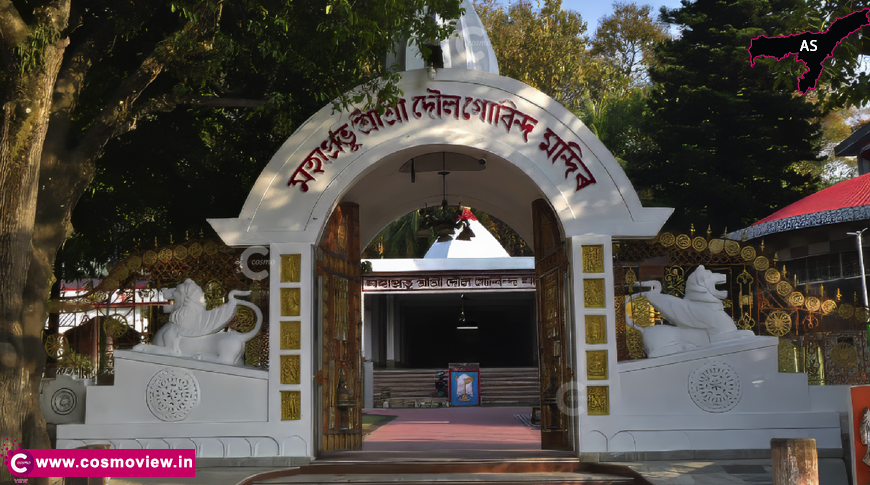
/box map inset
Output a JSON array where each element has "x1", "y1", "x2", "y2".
[{"x1": 748, "y1": 8, "x2": 870, "y2": 94}]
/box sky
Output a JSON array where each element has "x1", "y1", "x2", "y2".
[{"x1": 562, "y1": 0, "x2": 684, "y2": 31}]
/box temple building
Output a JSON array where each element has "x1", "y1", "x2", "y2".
[{"x1": 361, "y1": 208, "x2": 538, "y2": 404}]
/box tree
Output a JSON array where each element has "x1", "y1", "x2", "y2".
[
  {"x1": 475, "y1": 0, "x2": 593, "y2": 111},
  {"x1": 589, "y1": 2, "x2": 669, "y2": 96},
  {"x1": 626, "y1": 0, "x2": 824, "y2": 234},
  {"x1": 0, "y1": 1, "x2": 461, "y2": 479},
  {"x1": 581, "y1": 2, "x2": 667, "y2": 165},
  {"x1": 580, "y1": 87, "x2": 651, "y2": 166}
]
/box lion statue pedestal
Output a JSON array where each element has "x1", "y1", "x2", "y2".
[
  {"x1": 132, "y1": 279, "x2": 263, "y2": 366},
  {"x1": 627, "y1": 265, "x2": 755, "y2": 358}
]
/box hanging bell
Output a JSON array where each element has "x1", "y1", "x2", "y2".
[{"x1": 455, "y1": 222, "x2": 476, "y2": 241}]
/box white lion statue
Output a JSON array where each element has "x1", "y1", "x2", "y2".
[
  {"x1": 626, "y1": 265, "x2": 755, "y2": 358},
  {"x1": 133, "y1": 279, "x2": 263, "y2": 366}
]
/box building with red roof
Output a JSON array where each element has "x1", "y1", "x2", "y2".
[{"x1": 737, "y1": 173, "x2": 870, "y2": 303}]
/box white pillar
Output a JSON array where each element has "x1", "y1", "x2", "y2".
[
  {"x1": 268, "y1": 243, "x2": 316, "y2": 459},
  {"x1": 363, "y1": 297, "x2": 374, "y2": 408},
  {"x1": 385, "y1": 295, "x2": 396, "y2": 367},
  {"x1": 570, "y1": 235, "x2": 620, "y2": 455}
]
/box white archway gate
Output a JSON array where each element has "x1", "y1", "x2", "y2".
[
  {"x1": 55, "y1": 67, "x2": 842, "y2": 462},
  {"x1": 209, "y1": 68, "x2": 671, "y2": 457}
]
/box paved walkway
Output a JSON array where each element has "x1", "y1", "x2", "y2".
[
  {"x1": 50, "y1": 407, "x2": 851, "y2": 484},
  {"x1": 362, "y1": 406, "x2": 540, "y2": 451}
]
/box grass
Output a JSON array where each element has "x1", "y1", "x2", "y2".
[{"x1": 362, "y1": 413, "x2": 398, "y2": 436}]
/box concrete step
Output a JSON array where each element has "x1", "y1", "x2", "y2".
[
  {"x1": 244, "y1": 451, "x2": 643, "y2": 484},
  {"x1": 373, "y1": 368, "x2": 541, "y2": 406},
  {"x1": 252, "y1": 472, "x2": 634, "y2": 483}
]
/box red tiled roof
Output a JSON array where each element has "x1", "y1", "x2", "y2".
[{"x1": 753, "y1": 173, "x2": 870, "y2": 225}]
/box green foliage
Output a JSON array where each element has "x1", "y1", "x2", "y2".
[
  {"x1": 476, "y1": 0, "x2": 592, "y2": 111},
  {"x1": 580, "y1": 87, "x2": 651, "y2": 166},
  {"x1": 14, "y1": 23, "x2": 60, "y2": 75},
  {"x1": 589, "y1": 2, "x2": 669, "y2": 94},
  {"x1": 626, "y1": 0, "x2": 824, "y2": 233},
  {"x1": 53, "y1": 0, "x2": 463, "y2": 277}
]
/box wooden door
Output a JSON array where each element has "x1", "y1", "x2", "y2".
[
  {"x1": 532, "y1": 199, "x2": 573, "y2": 451},
  {"x1": 317, "y1": 202, "x2": 362, "y2": 451}
]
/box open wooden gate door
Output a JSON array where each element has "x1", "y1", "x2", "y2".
[
  {"x1": 532, "y1": 199, "x2": 573, "y2": 451},
  {"x1": 317, "y1": 202, "x2": 363, "y2": 451}
]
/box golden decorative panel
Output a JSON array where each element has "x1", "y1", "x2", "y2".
[
  {"x1": 629, "y1": 296, "x2": 653, "y2": 327},
  {"x1": 675, "y1": 234, "x2": 691, "y2": 249},
  {"x1": 691, "y1": 237, "x2": 707, "y2": 252},
  {"x1": 787, "y1": 292, "x2": 804, "y2": 308},
  {"x1": 585, "y1": 315, "x2": 606, "y2": 344},
  {"x1": 708, "y1": 239, "x2": 724, "y2": 254},
  {"x1": 753, "y1": 256, "x2": 769, "y2": 271},
  {"x1": 778, "y1": 340, "x2": 800, "y2": 373},
  {"x1": 281, "y1": 321, "x2": 301, "y2": 350},
  {"x1": 776, "y1": 280, "x2": 793, "y2": 297},
  {"x1": 280, "y1": 391, "x2": 301, "y2": 420},
  {"x1": 626, "y1": 327, "x2": 645, "y2": 360},
  {"x1": 584, "y1": 279, "x2": 606, "y2": 309},
  {"x1": 765, "y1": 268, "x2": 781, "y2": 284},
  {"x1": 740, "y1": 246, "x2": 756, "y2": 261},
  {"x1": 587, "y1": 350, "x2": 608, "y2": 380},
  {"x1": 280, "y1": 355, "x2": 301, "y2": 385},
  {"x1": 158, "y1": 247, "x2": 173, "y2": 262},
  {"x1": 724, "y1": 240, "x2": 740, "y2": 256},
  {"x1": 281, "y1": 254, "x2": 301, "y2": 282},
  {"x1": 587, "y1": 386, "x2": 609, "y2": 415},
  {"x1": 188, "y1": 242, "x2": 203, "y2": 258},
  {"x1": 624, "y1": 268, "x2": 637, "y2": 287},
  {"x1": 830, "y1": 342, "x2": 857, "y2": 370},
  {"x1": 765, "y1": 311, "x2": 792, "y2": 337},
  {"x1": 582, "y1": 245, "x2": 604, "y2": 273},
  {"x1": 839, "y1": 303, "x2": 855, "y2": 319},
  {"x1": 280, "y1": 288, "x2": 301, "y2": 316}
]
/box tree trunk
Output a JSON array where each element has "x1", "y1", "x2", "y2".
[{"x1": 0, "y1": 28, "x2": 69, "y2": 483}]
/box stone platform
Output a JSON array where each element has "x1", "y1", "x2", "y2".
[{"x1": 596, "y1": 336, "x2": 843, "y2": 454}]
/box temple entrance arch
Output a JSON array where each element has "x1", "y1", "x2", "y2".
[{"x1": 209, "y1": 67, "x2": 670, "y2": 459}]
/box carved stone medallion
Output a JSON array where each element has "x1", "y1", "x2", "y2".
[
  {"x1": 146, "y1": 369, "x2": 200, "y2": 422},
  {"x1": 51, "y1": 388, "x2": 77, "y2": 415},
  {"x1": 688, "y1": 361, "x2": 742, "y2": 413}
]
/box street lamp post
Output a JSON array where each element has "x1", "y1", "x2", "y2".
[{"x1": 847, "y1": 228, "x2": 870, "y2": 342}]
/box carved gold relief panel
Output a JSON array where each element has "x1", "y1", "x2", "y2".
[
  {"x1": 585, "y1": 315, "x2": 607, "y2": 344},
  {"x1": 281, "y1": 321, "x2": 301, "y2": 350},
  {"x1": 587, "y1": 350, "x2": 608, "y2": 380},
  {"x1": 280, "y1": 288, "x2": 301, "y2": 316},
  {"x1": 281, "y1": 355, "x2": 301, "y2": 385},
  {"x1": 584, "y1": 279, "x2": 606, "y2": 309},
  {"x1": 582, "y1": 245, "x2": 604, "y2": 273},
  {"x1": 280, "y1": 391, "x2": 301, "y2": 420},
  {"x1": 587, "y1": 386, "x2": 609, "y2": 415},
  {"x1": 281, "y1": 254, "x2": 301, "y2": 282}
]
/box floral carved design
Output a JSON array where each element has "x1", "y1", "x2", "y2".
[
  {"x1": 51, "y1": 389, "x2": 77, "y2": 415},
  {"x1": 146, "y1": 369, "x2": 200, "y2": 422},
  {"x1": 688, "y1": 361, "x2": 741, "y2": 413}
]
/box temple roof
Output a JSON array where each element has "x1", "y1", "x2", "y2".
[
  {"x1": 424, "y1": 208, "x2": 511, "y2": 259},
  {"x1": 386, "y1": 0, "x2": 499, "y2": 75},
  {"x1": 735, "y1": 173, "x2": 870, "y2": 240}
]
